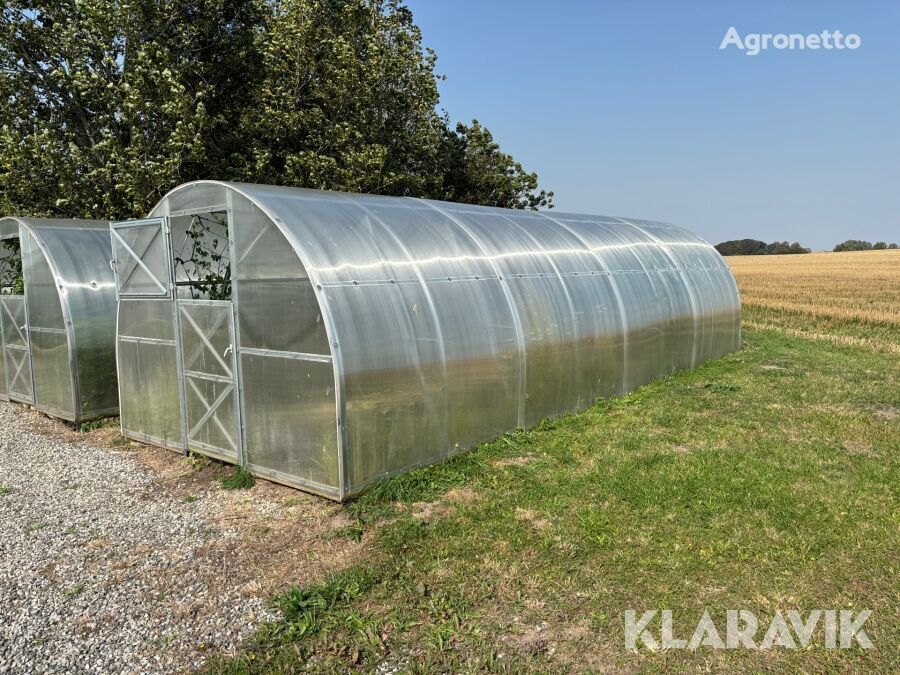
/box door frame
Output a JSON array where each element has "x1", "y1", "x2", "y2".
[
  {"x1": 176, "y1": 298, "x2": 243, "y2": 464},
  {"x1": 0, "y1": 294, "x2": 35, "y2": 404}
]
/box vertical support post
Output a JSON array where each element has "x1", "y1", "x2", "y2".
[{"x1": 225, "y1": 189, "x2": 247, "y2": 467}]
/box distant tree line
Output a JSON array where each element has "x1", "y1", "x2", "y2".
[
  {"x1": 715, "y1": 239, "x2": 811, "y2": 256},
  {"x1": 833, "y1": 240, "x2": 899, "y2": 252}
]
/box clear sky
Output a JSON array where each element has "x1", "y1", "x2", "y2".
[{"x1": 406, "y1": 0, "x2": 899, "y2": 250}]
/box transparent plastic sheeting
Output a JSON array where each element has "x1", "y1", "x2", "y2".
[
  {"x1": 118, "y1": 181, "x2": 741, "y2": 500},
  {"x1": 0, "y1": 217, "x2": 118, "y2": 422}
]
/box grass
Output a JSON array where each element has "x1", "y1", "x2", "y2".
[
  {"x1": 209, "y1": 330, "x2": 898, "y2": 672},
  {"x1": 63, "y1": 582, "x2": 86, "y2": 599},
  {"x1": 220, "y1": 466, "x2": 256, "y2": 490},
  {"x1": 209, "y1": 260, "x2": 898, "y2": 672}
]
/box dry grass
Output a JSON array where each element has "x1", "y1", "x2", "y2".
[{"x1": 726, "y1": 249, "x2": 900, "y2": 326}]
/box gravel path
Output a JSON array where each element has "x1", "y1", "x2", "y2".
[{"x1": 0, "y1": 402, "x2": 275, "y2": 674}]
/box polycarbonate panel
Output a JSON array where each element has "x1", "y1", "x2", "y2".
[
  {"x1": 145, "y1": 181, "x2": 741, "y2": 500},
  {"x1": 231, "y1": 193, "x2": 329, "y2": 354},
  {"x1": 624, "y1": 217, "x2": 741, "y2": 362},
  {"x1": 346, "y1": 197, "x2": 520, "y2": 457},
  {"x1": 37, "y1": 226, "x2": 119, "y2": 416},
  {"x1": 435, "y1": 203, "x2": 579, "y2": 424},
  {"x1": 165, "y1": 183, "x2": 226, "y2": 214},
  {"x1": 29, "y1": 329, "x2": 73, "y2": 417},
  {"x1": 117, "y1": 299, "x2": 182, "y2": 448},
  {"x1": 21, "y1": 232, "x2": 64, "y2": 330},
  {"x1": 178, "y1": 301, "x2": 239, "y2": 462},
  {"x1": 1, "y1": 296, "x2": 33, "y2": 402},
  {"x1": 509, "y1": 211, "x2": 626, "y2": 400},
  {"x1": 241, "y1": 354, "x2": 339, "y2": 493}
]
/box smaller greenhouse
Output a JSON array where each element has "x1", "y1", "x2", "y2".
[
  {"x1": 0, "y1": 217, "x2": 119, "y2": 423},
  {"x1": 113, "y1": 181, "x2": 741, "y2": 501}
]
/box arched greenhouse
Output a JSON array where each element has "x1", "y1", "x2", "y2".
[
  {"x1": 0, "y1": 217, "x2": 119, "y2": 423},
  {"x1": 112, "y1": 181, "x2": 741, "y2": 500}
]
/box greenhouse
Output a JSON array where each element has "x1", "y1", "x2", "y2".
[
  {"x1": 0, "y1": 217, "x2": 119, "y2": 423},
  {"x1": 112, "y1": 181, "x2": 741, "y2": 500}
]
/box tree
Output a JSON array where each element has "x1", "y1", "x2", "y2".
[
  {"x1": 715, "y1": 239, "x2": 767, "y2": 256},
  {"x1": 833, "y1": 240, "x2": 873, "y2": 252},
  {"x1": 0, "y1": 0, "x2": 551, "y2": 219},
  {"x1": 432, "y1": 119, "x2": 553, "y2": 209},
  {"x1": 0, "y1": 0, "x2": 263, "y2": 220},
  {"x1": 889, "y1": 243, "x2": 899, "y2": 249},
  {"x1": 873, "y1": 241, "x2": 887, "y2": 250},
  {"x1": 715, "y1": 239, "x2": 810, "y2": 256}
]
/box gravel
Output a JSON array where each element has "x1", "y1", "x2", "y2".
[{"x1": 0, "y1": 402, "x2": 275, "y2": 674}]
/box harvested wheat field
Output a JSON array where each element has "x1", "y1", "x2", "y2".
[
  {"x1": 727, "y1": 249, "x2": 900, "y2": 325},
  {"x1": 727, "y1": 250, "x2": 900, "y2": 354}
]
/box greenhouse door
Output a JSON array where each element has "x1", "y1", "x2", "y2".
[
  {"x1": 177, "y1": 300, "x2": 242, "y2": 463},
  {"x1": 1, "y1": 296, "x2": 34, "y2": 403}
]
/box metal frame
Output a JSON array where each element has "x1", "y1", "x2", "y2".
[
  {"x1": 110, "y1": 218, "x2": 173, "y2": 299},
  {"x1": 177, "y1": 299, "x2": 243, "y2": 462}
]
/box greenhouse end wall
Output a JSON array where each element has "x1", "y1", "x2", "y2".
[
  {"x1": 0, "y1": 217, "x2": 118, "y2": 423},
  {"x1": 115, "y1": 181, "x2": 740, "y2": 501}
]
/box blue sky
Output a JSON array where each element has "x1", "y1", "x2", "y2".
[{"x1": 406, "y1": 0, "x2": 899, "y2": 250}]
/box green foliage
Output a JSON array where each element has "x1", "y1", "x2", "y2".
[
  {"x1": 434, "y1": 119, "x2": 553, "y2": 209},
  {"x1": 174, "y1": 213, "x2": 232, "y2": 299},
  {"x1": 715, "y1": 238, "x2": 810, "y2": 255},
  {"x1": 220, "y1": 466, "x2": 255, "y2": 490},
  {"x1": 834, "y1": 239, "x2": 872, "y2": 252},
  {"x1": 0, "y1": 1, "x2": 551, "y2": 220},
  {"x1": 831, "y1": 239, "x2": 898, "y2": 252},
  {"x1": 79, "y1": 419, "x2": 104, "y2": 433},
  {"x1": 0, "y1": 238, "x2": 23, "y2": 294}
]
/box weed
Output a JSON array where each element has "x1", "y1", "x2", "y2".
[
  {"x1": 187, "y1": 451, "x2": 211, "y2": 472},
  {"x1": 79, "y1": 419, "x2": 103, "y2": 432},
  {"x1": 328, "y1": 523, "x2": 365, "y2": 543},
  {"x1": 220, "y1": 466, "x2": 255, "y2": 490},
  {"x1": 63, "y1": 583, "x2": 86, "y2": 598},
  {"x1": 0, "y1": 485, "x2": 12, "y2": 496},
  {"x1": 183, "y1": 494, "x2": 199, "y2": 504}
]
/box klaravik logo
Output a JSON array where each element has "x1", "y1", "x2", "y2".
[{"x1": 624, "y1": 609, "x2": 873, "y2": 650}]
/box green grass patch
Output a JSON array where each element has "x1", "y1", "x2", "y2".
[
  {"x1": 220, "y1": 466, "x2": 255, "y2": 490},
  {"x1": 211, "y1": 326, "x2": 899, "y2": 673}
]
